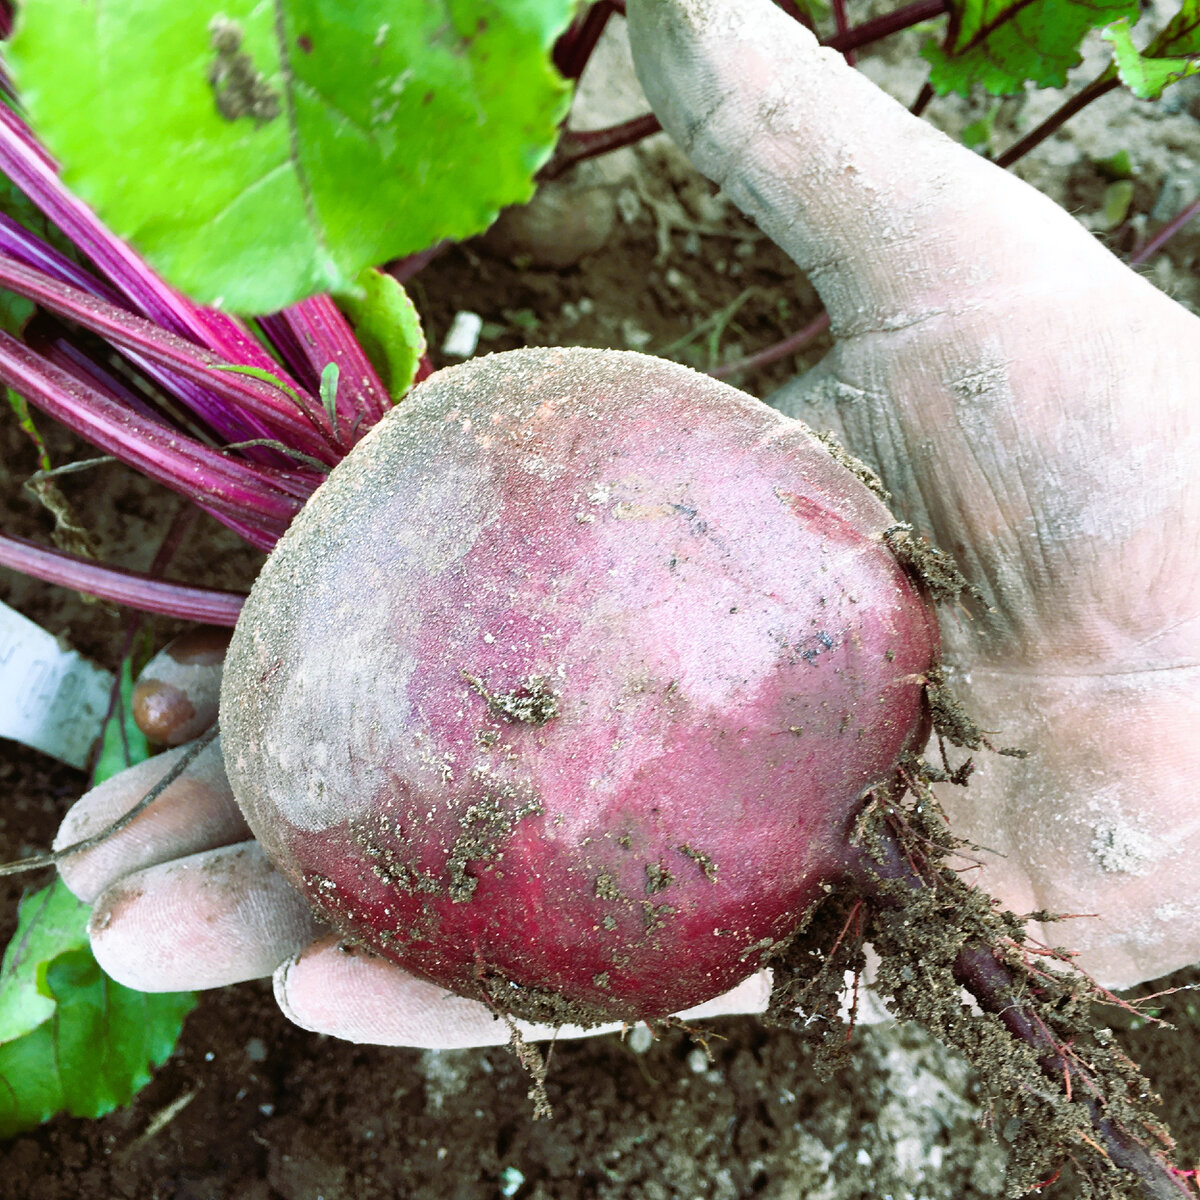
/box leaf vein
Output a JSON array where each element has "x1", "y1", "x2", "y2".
[
  {"x1": 271, "y1": 0, "x2": 329, "y2": 261},
  {"x1": 295, "y1": 79, "x2": 377, "y2": 147},
  {"x1": 198, "y1": 158, "x2": 292, "y2": 234}
]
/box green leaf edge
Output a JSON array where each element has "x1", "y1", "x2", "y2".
[
  {"x1": 8, "y1": 1, "x2": 577, "y2": 314},
  {"x1": 1102, "y1": 17, "x2": 1200, "y2": 99},
  {"x1": 335, "y1": 266, "x2": 426, "y2": 403}
]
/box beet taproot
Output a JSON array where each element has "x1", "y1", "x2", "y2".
[{"x1": 219, "y1": 347, "x2": 939, "y2": 1025}]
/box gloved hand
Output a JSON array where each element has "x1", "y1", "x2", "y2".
[
  {"x1": 56, "y1": 627, "x2": 770, "y2": 1046},
  {"x1": 55, "y1": 0, "x2": 1200, "y2": 1049},
  {"x1": 629, "y1": 0, "x2": 1200, "y2": 990}
]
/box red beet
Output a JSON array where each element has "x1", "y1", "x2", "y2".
[{"x1": 220, "y1": 347, "x2": 939, "y2": 1024}]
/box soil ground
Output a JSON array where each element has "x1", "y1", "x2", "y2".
[{"x1": 3, "y1": 11, "x2": 1200, "y2": 1200}]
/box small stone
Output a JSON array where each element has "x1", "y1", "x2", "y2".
[
  {"x1": 442, "y1": 311, "x2": 483, "y2": 358},
  {"x1": 628, "y1": 1024, "x2": 654, "y2": 1054}
]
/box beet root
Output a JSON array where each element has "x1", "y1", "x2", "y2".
[{"x1": 220, "y1": 347, "x2": 939, "y2": 1025}]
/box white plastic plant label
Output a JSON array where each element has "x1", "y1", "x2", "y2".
[
  {"x1": 441, "y1": 310, "x2": 483, "y2": 359},
  {"x1": 0, "y1": 599, "x2": 112, "y2": 769}
]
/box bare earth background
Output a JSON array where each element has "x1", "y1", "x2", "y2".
[{"x1": 2, "y1": 14, "x2": 1199, "y2": 1200}]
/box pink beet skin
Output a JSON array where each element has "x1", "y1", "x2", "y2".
[{"x1": 220, "y1": 347, "x2": 939, "y2": 1024}]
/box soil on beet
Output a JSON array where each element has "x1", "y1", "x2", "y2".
[{"x1": 3, "y1": 16, "x2": 1200, "y2": 1199}]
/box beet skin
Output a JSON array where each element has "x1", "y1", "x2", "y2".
[{"x1": 220, "y1": 347, "x2": 939, "y2": 1025}]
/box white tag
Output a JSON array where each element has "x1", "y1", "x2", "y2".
[{"x1": 0, "y1": 600, "x2": 113, "y2": 769}]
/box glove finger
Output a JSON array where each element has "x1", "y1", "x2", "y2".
[
  {"x1": 88, "y1": 841, "x2": 322, "y2": 991},
  {"x1": 55, "y1": 734, "x2": 249, "y2": 903},
  {"x1": 626, "y1": 0, "x2": 1104, "y2": 338},
  {"x1": 629, "y1": 0, "x2": 1200, "y2": 673},
  {"x1": 274, "y1": 935, "x2": 771, "y2": 1049},
  {"x1": 132, "y1": 627, "x2": 230, "y2": 745}
]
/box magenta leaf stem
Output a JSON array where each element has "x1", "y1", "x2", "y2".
[
  {"x1": 0, "y1": 331, "x2": 302, "y2": 540},
  {"x1": 257, "y1": 293, "x2": 390, "y2": 441},
  {"x1": 553, "y1": 2, "x2": 619, "y2": 80},
  {"x1": 1131, "y1": 195, "x2": 1200, "y2": 265},
  {"x1": 26, "y1": 315, "x2": 171, "y2": 426},
  {"x1": 824, "y1": 0, "x2": 949, "y2": 53},
  {"x1": 710, "y1": 311, "x2": 832, "y2": 380},
  {"x1": 0, "y1": 213, "x2": 299, "y2": 461},
  {"x1": 830, "y1": 0, "x2": 857, "y2": 65},
  {"x1": 0, "y1": 254, "x2": 338, "y2": 459},
  {"x1": 0, "y1": 103, "x2": 296, "y2": 382},
  {"x1": 0, "y1": 533, "x2": 246, "y2": 625}
]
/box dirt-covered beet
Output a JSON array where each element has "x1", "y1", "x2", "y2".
[{"x1": 219, "y1": 347, "x2": 939, "y2": 1026}]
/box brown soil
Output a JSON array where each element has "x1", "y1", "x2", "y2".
[{"x1": 3, "y1": 19, "x2": 1200, "y2": 1200}]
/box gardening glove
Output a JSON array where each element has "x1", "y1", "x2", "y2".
[
  {"x1": 628, "y1": 0, "x2": 1200, "y2": 990},
  {"x1": 55, "y1": 0, "x2": 1200, "y2": 1049},
  {"x1": 55, "y1": 632, "x2": 772, "y2": 1046}
]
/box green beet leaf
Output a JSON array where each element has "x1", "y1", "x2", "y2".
[
  {"x1": 92, "y1": 656, "x2": 153, "y2": 787},
  {"x1": 7, "y1": 0, "x2": 574, "y2": 315},
  {"x1": 0, "y1": 172, "x2": 81, "y2": 336},
  {"x1": 0, "y1": 1020, "x2": 65, "y2": 1136},
  {"x1": 1102, "y1": 5, "x2": 1200, "y2": 100},
  {"x1": 5, "y1": 389, "x2": 52, "y2": 472},
  {"x1": 0, "y1": 924, "x2": 195, "y2": 1135},
  {"x1": 0, "y1": 878, "x2": 89, "y2": 1046},
  {"x1": 923, "y1": 0, "x2": 1139, "y2": 94},
  {"x1": 960, "y1": 100, "x2": 1001, "y2": 153},
  {"x1": 335, "y1": 267, "x2": 427, "y2": 403},
  {"x1": 0, "y1": 652, "x2": 193, "y2": 1136},
  {"x1": 1144, "y1": 0, "x2": 1200, "y2": 58}
]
